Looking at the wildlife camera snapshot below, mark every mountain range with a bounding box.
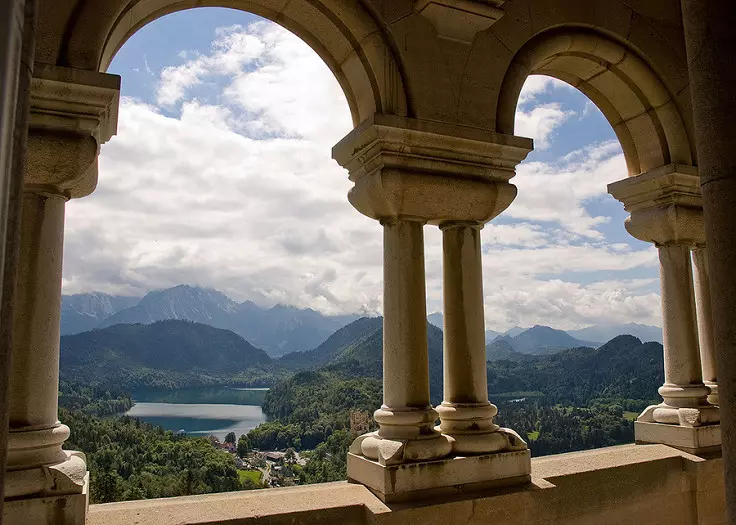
[427,312,662,353]
[62,285,662,359]
[275,319,663,406]
[487,325,600,359]
[59,315,664,407]
[61,285,357,357]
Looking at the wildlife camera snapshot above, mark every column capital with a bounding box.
[333,114,532,224]
[26,64,121,198]
[608,164,704,246]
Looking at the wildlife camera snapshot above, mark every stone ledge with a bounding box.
[347,449,531,502]
[88,444,726,525]
[635,421,721,455]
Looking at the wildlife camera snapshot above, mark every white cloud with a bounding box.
[507,141,627,239]
[156,25,267,107]
[515,103,573,150]
[482,277,661,331]
[63,19,661,330]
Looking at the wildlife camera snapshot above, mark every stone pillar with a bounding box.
[681,1,736,517]
[609,165,719,454]
[0,0,35,518]
[3,65,119,525]
[436,220,525,454]
[334,114,532,502]
[361,217,451,463]
[692,246,718,405]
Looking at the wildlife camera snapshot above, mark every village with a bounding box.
[204,411,372,489]
[206,434,306,489]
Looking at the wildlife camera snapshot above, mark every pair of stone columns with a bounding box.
[334,115,533,500]
[609,165,720,454]
[3,65,119,524]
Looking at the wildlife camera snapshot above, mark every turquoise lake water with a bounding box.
[125,386,268,440]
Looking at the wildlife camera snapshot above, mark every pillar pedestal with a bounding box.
[334,114,533,501]
[609,166,720,455]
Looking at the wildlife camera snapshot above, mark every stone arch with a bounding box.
[56,0,409,125]
[496,27,694,176]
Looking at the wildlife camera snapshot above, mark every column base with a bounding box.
[635,421,721,455]
[439,426,528,455]
[705,382,719,406]
[347,449,531,502]
[3,451,89,525]
[350,431,452,466]
[638,403,719,426]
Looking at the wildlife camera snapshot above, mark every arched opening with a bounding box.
[59,8,385,502]
[58,0,409,125]
[497,27,695,176]
[483,69,665,454]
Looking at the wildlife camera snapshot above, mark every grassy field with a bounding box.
[623,411,639,421]
[238,469,262,484]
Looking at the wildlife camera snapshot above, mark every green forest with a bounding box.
[61,382,264,503]
[59,319,664,503]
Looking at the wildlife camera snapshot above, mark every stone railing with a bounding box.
[88,444,725,525]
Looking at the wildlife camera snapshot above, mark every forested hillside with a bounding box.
[60,320,277,390]
[58,317,665,500]
[60,382,263,503]
[280,317,444,401]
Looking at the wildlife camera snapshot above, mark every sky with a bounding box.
[61,8,662,331]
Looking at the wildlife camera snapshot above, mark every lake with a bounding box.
[125,386,268,440]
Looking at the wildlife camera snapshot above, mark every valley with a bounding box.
[57,286,666,505]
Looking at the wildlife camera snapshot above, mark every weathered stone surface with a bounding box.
[87,445,726,524]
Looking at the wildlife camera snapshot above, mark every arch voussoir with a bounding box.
[496,27,693,176]
[59,0,407,125]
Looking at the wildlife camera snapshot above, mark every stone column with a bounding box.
[3,65,119,525]
[0,0,35,517]
[692,246,718,405]
[362,217,451,464]
[334,114,532,502]
[654,244,711,413]
[436,219,525,454]
[681,1,736,516]
[609,165,719,454]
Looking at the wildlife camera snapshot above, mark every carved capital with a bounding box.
[415,0,505,44]
[334,114,531,223]
[608,164,704,246]
[27,64,120,198]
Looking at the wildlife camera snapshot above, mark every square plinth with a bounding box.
[347,450,531,502]
[635,421,721,455]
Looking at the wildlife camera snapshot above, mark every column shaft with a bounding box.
[437,223,512,454]
[7,190,68,479]
[657,244,708,408]
[381,219,432,411]
[440,223,488,404]
[692,247,718,405]
[353,218,451,465]
[682,0,736,517]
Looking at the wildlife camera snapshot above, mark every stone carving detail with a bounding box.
[414,0,506,44]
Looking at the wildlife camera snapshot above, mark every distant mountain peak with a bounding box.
[64,285,359,357]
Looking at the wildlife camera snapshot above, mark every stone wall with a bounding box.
[87,444,726,525]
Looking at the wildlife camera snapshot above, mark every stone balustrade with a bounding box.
[86,445,725,525]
